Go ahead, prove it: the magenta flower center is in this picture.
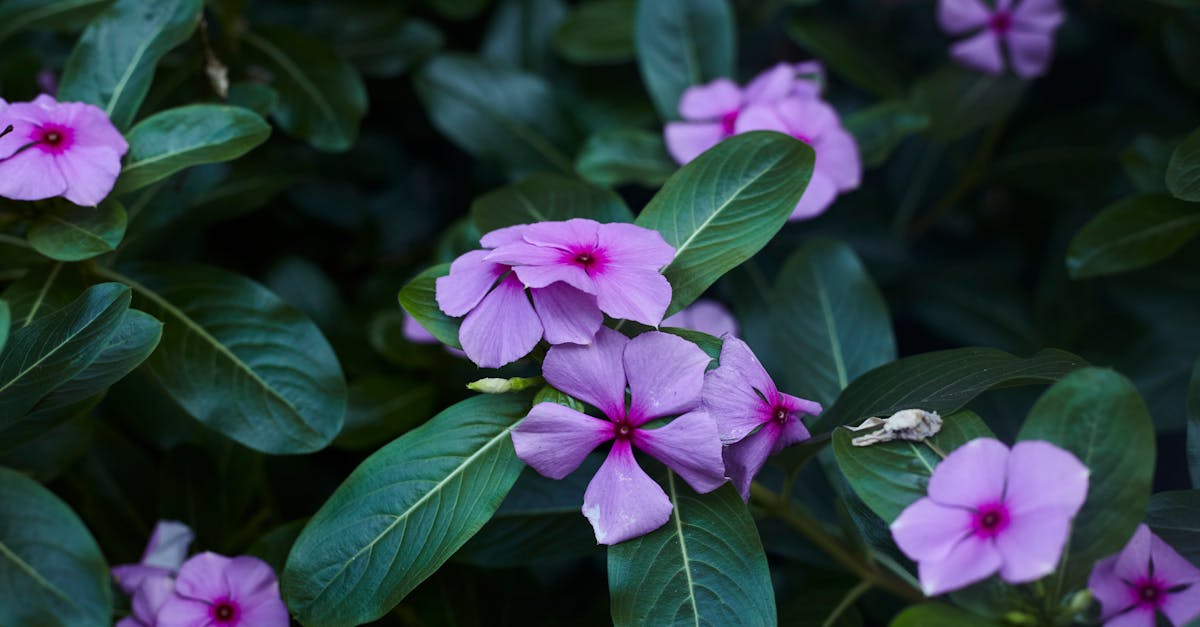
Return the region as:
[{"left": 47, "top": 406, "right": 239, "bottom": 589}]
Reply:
[
  {"left": 1130, "top": 577, "right": 1167, "bottom": 610},
  {"left": 720, "top": 109, "right": 739, "bottom": 136},
  {"left": 971, "top": 503, "right": 1010, "bottom": 538},
  {"left": 34, "top": 124, "right": 73, "bottom": 154},
  {"left": 210, "top": 598, "right": 240, "bottom": 624},
  {"left": 564, "top": 246, "right": 607, "bottom": 275},
  {"left": 988, "top": 11, "right": 1013, "bottom": 34},
  {"left": 613, "top": 419, "right": 634, "bottom": 440},
  {"left": 771, "top": 405, "right": 790, "bottom": 425}
]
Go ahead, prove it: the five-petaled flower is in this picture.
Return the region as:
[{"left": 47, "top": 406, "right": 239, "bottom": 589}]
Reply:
[
  {"left": 890, "top": 438, "right": 1088, "bottom": 596},
  {"left": 702, "top": 336, "right": 821, "bottom": 500},
  {"left": 157, "top": 552, "right": 289, "bottom": 627},
  {"left": 938, "top": 0, "right": 1065, "bottom": 78},
  {"left": 0, "top": 94, "right": 128, "bottom": 206},
  {"left": 511, "top": 327, "right": 725, "bottom": 544},
  {"left": 1089, "top": 524, "right": 1200, "bottom": 627}
]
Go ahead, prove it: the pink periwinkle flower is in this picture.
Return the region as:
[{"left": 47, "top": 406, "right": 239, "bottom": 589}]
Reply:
[
  {"left": 702, "top": 337, "right": 821, "bottom": 500},
  {"left": 117, "top": 576, "right": 176, "bottom": 627},
  {"left": 157, "top": 552, "right": 289, "bottom": 627},
  {"left": 0, "top": 94, "right": 128, "bottom": 206},
  {"left": 1089, "top": 524, "right": 1200, "bottom": 627},
  {"left": 436, "top": 219, "right": 675, "bottom": 368},
  {"left": 511, "top": 327, "right": 725, "bottom": 545},
  {"left": 662, "top": 298, "right": 739, "bottom": 338},
  {"left": 890, "top": 438, "right": 1089, "bottom": 596},
  {"left": 112, "top": 520, "right": 195, "bottom": 595},
  {"left": 938, "top": 0, "right": 1065, "bottom": 78}
]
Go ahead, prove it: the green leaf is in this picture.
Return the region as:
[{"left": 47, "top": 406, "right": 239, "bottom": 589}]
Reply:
[
  {"left": 115, "top": 104, "right": 271, "bottom": 194},
  {"left": 398, "top": 263, "right": 462, "bottom": 349},
  {"left": 334, "top": 375, "right": 436, "bottom": 451},
  {"left": 554, "top": 0, "right": 636, "bottom": 65},
  {"left": 1189, "top": 356, "right": 1199, "bottom": 487},
  {"left": 1167, "top": 126, "right": 1200, "bottom": 201},
  {"left": 771, "top": 239, "right": 895, "bottom": 407},
  {"left": 0, "top": 265, "right": 89, "bottom": 326},
  {"left": 415, "top": 54, "right": 577, "bottom": 178},
  {"left": 426, "top": 0, "right": 489, "bottom": 20},
  {"left": 1146, "top": 490, "right": 1200, "bottom": 563},
  {"left": 1018, "top": 368, "right": 1155, "bottom": 583},
  {"left": 470, "top": 173, "right": 634, "bottom": 234},
  {"left": 787, "top": 18, "right": 905, "bottom": 98},
  {"left": 333, "top": 11, "right": 443, "bottom": 78},
  {"left": 241, "top": 27, "right": 368, "bottom": 152},
  {"left": 1066, "top": 194, "right": 1200, "bottom": 278},
  {"left": 810, "top": 347, "right": 1088, "bottom": 434},
  {"left": 844, "top": 100, "right": 930, "bottom": 168},
  {"left": 835, "top": 411, "right": 992, "bottom": 524},
  {"left": 575, "top": 127, "right": 677, "bottom": 188},
  {"left": 108, "top": 264, "right": 346, "bottom": 454},
  {"left": 634, "top": 0, "right": 734, "bottom": 120},
  {"left": 0, "top": 0, "right": 111, "bottom": 46},
  {"left": 609, "top": 480, "right": 776, "bottom": 626},
  {"left": 58, "top": 0, "right": 203, "bottom": 129},
  {"left": 1122, "top": 134, "right": 1176, "bottom": 193},
  {"left": 0, "top": 300, "right": 8, "bottom": 355},
  {"left": 1164, "top": 20, "right": 1200, "bottom": 92},
  {"left": 0, "top": 282, "right": 130, "bottom": 424},
  {"left": 227, "top": 82, "right": 279, "bottom": 117},
  {"left": 27, "top": 201, "right": 126, "bottom": 262},
  {"left": 248, "top": 519, "right": 307, "bottom": 574},
  {"left": 636, "top": 131, "right": 815, "bottom": 316},
  {"left": 482, "top": 0, "right": 566, "bottom": 74},
  {"left": 910, "top": 66, "right": 1025, "bottom": 142},
  {"left": 0, "top": 466, "right": 112, "bottom": 627},
  {"left": 890, "top": 604, "right": 1001, "bottom": 627},
  {"left": 282, "top": 394, "right": 532, "bottom": 626}
]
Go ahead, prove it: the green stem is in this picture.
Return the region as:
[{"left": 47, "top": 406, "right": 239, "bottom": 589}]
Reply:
[
  {"left": 923, "top": 440, "right": 947, "bottom": 459},
  {"left": 821, "top": 579, "right": 873, "bottom": 627}
]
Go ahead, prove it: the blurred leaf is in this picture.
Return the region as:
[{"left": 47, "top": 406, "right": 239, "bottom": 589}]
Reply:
[
  {"left": 1066, "top": 194, "right": 1200, "bottom": 278},
  {"left": 0, "top": 414, "right": 94, "bottom": 482},
  {"left": 27, "top": 201, "right": 126, "bottom": 262},
  {"left": 1122, "top": 134, "right": 1176, "bottom": 192},
  {"left": 554, "top": 0, "right": 636, "bottom": 65},
  {"left": 1018, "top": 368, "right": 1155, "bottom": 584},
  {"left": 282, "top": 393, "right": 532, "bottom": 626},
  {"left": 0, "top": 300, "right": 8, "bottom": 355},
  {"left": 58, "top": 0, "right": 202, "bottom": 129},
  {"left": 248, "top": 519, "right": 307, "bottom": 574},
  {"left": 332, "top": 10, "right": 443, "bottom": 78},
  {"left": 470, "top": 173, "right": 633, "bottom": 233},
  {"left": 1190, "top": 356, "right": 1200, "bottom": 487},
  {"left": 0, "top": 466, "right": 112, "bottom": 627},
  {"left": 416, "top": 54, "right": 577, "bottom": 178},
  {"left": 241, "top": 27, "right": 368, "bottom": 152},
  {"left": 0, "top": 282, "right": 129, "bottom": 424},
  {"left": 890, "top": 604, "right": 1001, "bottom": 627},
  {"left": 635, "top": 0, "right": 734, "bottom": 120},
  {"left": 264, "top": 256, "right": 344, "bottom": 331},
  {"left": 482, "top": 0, "right": 566, "bottom": 73},
  {"left": 637, "top": 131, "right": 815, "bottom": 316},
  {"left": 111, "top": 264, "right": 346, "bottom": 454},
  {"left": 1168, "top": 126, "right": 1200, "bottom": 201},
  {"left": 0, "top": 0, "right": 112, "bottom": 45},
  {"left": 844, "top": 101, "right": 930, "bottom": 168},
  {"left": 227, "top": 82, "right": 278, "bottom": 116},
  {"left": 426, "top": 0, "right": 489, "bottom": 20},
  {"left": 115, "top": 104, "right": 271, "bottom": 194},
  {"left": 398, "top": 263, "right": 462, "bottom": 349},
  {"left": 1146, "top": 490, "right": 1200, "bottom": 563},
  {"left": 834, "top": 411, "right": 993, "bottom": 523},
  {"left": 811, "top": 347, "right": 1088, "bottom": 434},
  {"left": 609, "top": 481, "right": 776, "bottom": 626},
  {"left": 910, "top": 66, "right": 1025, "bottom": 142},
  {"left": 1164, "top": 20, "right": 1200, "bottom": 92},
  {"left": 574, "top": 127, "right": 676, "bottom": 187},
  {"left": 334, "top": 375, "right": 436, "bottom": 451},
  {"left": 0, "top": 264, "right": 88, "bottom": 325},
  {"left": 788, "top": 17, "right": 905, "bottom": 98}
]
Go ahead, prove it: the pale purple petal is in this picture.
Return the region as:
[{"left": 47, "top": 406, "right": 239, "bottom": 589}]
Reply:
[
  {"left": 664, "top": 121, "right": 725, "bottom": 165},
  {"left": 593, "top": 266, "right": 672, "bottom": 326},
  {"left": 0, "top": 147, "right": 67, "bottom": 201},
  {"left": 116, "top": 618, "right": 142, "bottom": 627},
  {"left": 478, "top": 223, "right": 529, "bottom": 248},
  {"left": 790, "top": 170, "right": 838, "bottom": 221},
  {"left": 1162, "top": 583, "right": 1200, "bottom": 627},
  {"left": 131, "top": 575, "right": 176, "bottom": 624},
  {"left": 512, "top": 402, "right": 614, "bottom": 479},
  {"left": 435, "top": 250, "right": 505, "bottom": 317},
  {"left": 223, "top": 556, "right": 288, "bottom": 627},
  {"left": 519, "top": 218, "right": 601, "bottom": 249},
  {"left": 142, "top": 521, "right": 193, "bottom": 569},
  {"left": 778, "top": 393, "right": 823, "bottom": 421},
  {"left": 1150, "top": 531, "right": 1200, "bottom": 586},
  {"left": 995, "top": 507, "right": 1073, "bottom": 583},
  {"left": 1012, "top": 0, "right": 1064, "bottom": 32},
  {"left": 918, "top": 535, "right": 1004, "bottom": 596},
  {"left": 774, "top": 97, "right": 839, "bottom": 143},
  {"left": 112, "top": 564, "right": 172, "bottom": 596},
  {"left": 791, "top": 61, "right": 825, "bottom": 99},
  {"left": 635, "top": 409, "right": 724, "bottom": 493},
  {"left": 814, "top": 127, "right": 862, "bottom": 192},
  {"left": 542, "top": 326, "right": 628, "bottom": 419},
  {"left": 56, "top": 144, "right": 123, "bottom": 206},
  {"left": 703, "top": 336, "right": 776, "bottom": 443},
  {"left": 624, "top": 331, "right": 709, "bottom": 424},
  {"left": 156, "top": 597, "right": 212, "bottom": 627},
  {"left": 1088, "top": 555, "right": 1130, "bottom": 620},
  {"left": 938, "top": 0, "right": 992, "bottom": 34},
  {"left": 583, "top": 439, "right": 673, "bottom": 545},
  {"left": 678, "top": 78, "right": 741, "bottom": 120},
  {"left": 403, "top": 312, "right": 438, "bottom": 344},
  {"left": 1004, "top": 440, "right": 1088, "bottom": 516},
  {"left": 1102, "top": 610, "right": 1156, "bottom": 627},
  {"left": 662, "top": 299, "right": 739, "bottom": 338},
  {"left": 173, "top": 552, "right": 233, "bottom": 602},
  {"left": 57, "top": 100, "right": 127, "bottom": 155},
  {"left": 1114, "top": 524, "right": 1154, "bottom": 582},
  {"left": 742, "top": 63, "right": 796, "bottom": 105},
  {"left": 530, "top": 282, "right": 602, "bottom": 345},
  {"left": 926, "top": 438, "right": 1009, "bottom": 508},
  {"left": 722, "top": 422, "right": 779, "bottom": 501},
  {"left": 891, "top": 497, "right": 975, "bottom": 562},
  {"left": 771, "top": 413, "right": 812, "bottom": 453},
  {"left": 1006, "top": 29, "right": 1056, "bottom": 79},
  {"left": 951, "top": 30, "right": 1006, "bottom": 75},
  {"left": 459, "top": 275, "right": 543, "bottom": 368},
  {"left": 595, "top": 222, "right": 675, "bottom": 269},
  {"left": 487, "top": 241, "right": 596, "bottom": 293},
  {"left": 511, "top": 263, "right": 597, "bottom": 294},
  {"left": 733, "top": 103, "right": 790, "bottom": 135}
]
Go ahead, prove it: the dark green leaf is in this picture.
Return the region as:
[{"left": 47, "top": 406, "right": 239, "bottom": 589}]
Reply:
[
  {"left": 470, "top": 173, "right": 633, "bottom": 234},
  {"left": 398, "top": 263, "right": 462, "bottom": 349},
  {"left": 0, "top": 0, "right": 111, "bottom": 46},
  {"left": 0, "top": 466, "right": 112, "bottom": 626},
  {"left": 1167, "top": 126, "right": 1200, "bottom": 201},
  {"left": 1066, "top": 194, "right": 1200, "bottom": 278},
  {"left": 890, "top": 604, "right": 1001, "bottom": 627},
  {"left": 0, "top": 414, "right": 95, "bottom": 482},
  {"left": 426, "top": 0, "right": 489, "bottom": 20},
  {"left": 910, "top": 66, "right": 1025, "bottom": 142},
  {"left": 1122, "top": 134, "right": 1176, "bottom": 193},
  {"left": 554, "top": 0, "right": 636, "bottom": 65},
  {"left": 575, "top": 127, "right": 677, "bottom": 187},
  {"left": 227, "top": 82, "right": 279, "bottom": 116},
  {"left": 248, "top": 519, "right": 307, "bottom": 574},
  {"left": 0, "top": 300, "right": 8, "bottom": 355},
  {"left": 27, "top": 201, "right": 126, "bottom": 262},
  {"left": 634, "top": 0, "right": 734, "bottom": 120},
  {"left": 241, "top": 27, "right": 368, "bottom": 152},
  {"left": 1164, "top": 20, "right": 1200, "bottom": 92},
  {"left": 1189, "top": 356, "right": 1199, "bottom": 487},
  {"left": 415, "top": 54, "right": 577, "bottom": 178},
  {"left": 834, "top": 411, "right": 993, "bottom": 523},
  {"left": 333, "top": 11, "right": 443, "bottom": 78},
  {"left": 787, "top": 18, "right": 905, "bottom": 98},
  {"left": 0, "top": 264, "right": 88, "bottom": 326},
  {"left": 844, "top": 101, "right": 930, "bottom": 168},
  {"left": 282, "top": 394, "right": 531, "bottom": 626},
  {"left": 58, "top": 0, "right": 203, "bottom": 129},
  {"left": 115, "top": 104, "right": 271, "bottom": 193},
  {"left": 637, "top": 131, "right": 815, "bottom": 316},
  {"left": 811, "top": 347, "right": 1088, "bottom": 434},
  {"left": 1146, "top": 490, "right": 1200, "bottom": 563},
  {"left": 1018, "top": 368, "right": 1155, "bottom": 583},
  {"left": 334, "top": 375, "right": 436, "bottom": 451},
  {"left": 609, "top": 481, "right": 776, "bottom": 626},
  {"left": 109, "top": 264, "right": 346, "bottom": 454},
  {"left": 482, "top": 0, "right": 566, "bottom": 73}
]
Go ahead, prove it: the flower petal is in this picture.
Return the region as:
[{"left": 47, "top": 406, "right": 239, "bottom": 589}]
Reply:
[
  {"left": 141, "top": 520, "right": 194, "bottom": 570},
  {"left": 512, "top": 402, "right": 615, "bottom": 479},
  {"left": 742, "top": 63, "right": 797, "bottom": 104},
  {"left": 459, "top": 274, "right": 543, "bottom": 368},
  {"left": 595, "top": 222, "right": 675, "bottom": 269},
  {"left": 1101, "top": 609, "right": 1157, "bottom": 627},
  {"left": 593, "top": 266, "right": 672, "bottom": 326},
  {"left": 56, "top": 144, "right": 123, "bottom": 206},
  {"left": 951, "top": 30, "right": 1006, "bottom": 75},
  {"left": 155, "top": 597, "right": 213, "bottom": 627},
  {"left": 1004, "top": 440, "right": 1088, "bottom": 516},
  {"left": 662, "top": 299, "right": 739, "bottom": 338},
  {"left": 703, "top": 336, "right": 776, "bottom": 443},
  {"left": 774, "top": 97, "right": 839, "bottom": 143},
  {"left": 995, "top": 507, "right": 1073, "bottom": 583},
  {"left": 814, "top": 127, "right": 862, "bottom": 192},
  {"left": 733, "top": 103, "right": 790, "bottom": 135},
  {"left": 1088, "top": 555, "right": 1132, "bottom": 620},
  {"left": 891, "top": 497, "right": 975, "bottom": 563},
  {"left": 57, "top": 100, "right": 127, "bottom": 155},
  {"left": 582, "top": 439, "right": 673, "bottom": 545},
  {"left": 435, "top": 250, "right": 505, "bottom": 317},
  {"left": 1114, "top": 524, "right": 1154, "bottom": 583},
  {"left": 0, "top": 147, "right": 67, "bottom": 201},
  {"left": 1006, "top": 29, "right": 1056, "bottom": 79},
  {"left": 938, "top": 0, "right": 992, "bottom": 34},
  {"left": 530, "top": 282, "right": 603, "bottom": 345},
  {"left": 624, "top": 331, "right": 709, "bottom": 424},
  {"left": 1150, "top": 531, "right": 1200, "bottom": 586},
  {"left": 771, "top": 413, "right": 812, "bottom": 454},
  {"left": 519, "top": 218, "right": 601, "bottom": 250},
  {"left": 1012, "top": 0, "right": 1064, "bottom": 33},
  {"left": 918, "top": 535, "right": 1004, "bottom": 596},
  {"left": 223, "top": 556, "right": 289, "bottom": 626},
  {"left": 131, "top": 576, "right": 176, "bottom": 624},
  {"left": 174, "top": 552, "right": 233, "bottom": 602},
  {"left": 479, "top": 223, "right": 530, "bottom": 248},
  {"left": 542, "top": 326, "right": 628, "bottom": 419},
  {"left": 1162, "top": 581, "right": 1200, "bottom": 627},
  {"left": 678, "top": 78, "right": 741, "bottom": 120},
  {"left": 722, "top": 422, "right": 779, "bottom": 501},
  {"left": 790, "top": 170, "right": 838, "bottom": 221},
  {"left": 927, "top": 437, "right": 1009, "bottom": 508},
  {"left": 635, "top": 409, "right": 725, "bottom": 493},
  {"left": 111, "top": 564, "right": 173, "bottom": 596},
  {"left": 664, "top": 121, "right": 726, "bottom": 164}
]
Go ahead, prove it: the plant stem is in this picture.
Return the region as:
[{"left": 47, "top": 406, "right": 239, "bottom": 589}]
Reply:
[
  {"left": 821, "top": 579, "right": 872, "bottom": 627},
  {"left": 923, "top": 440, "right": 948, "bottom": 459}
]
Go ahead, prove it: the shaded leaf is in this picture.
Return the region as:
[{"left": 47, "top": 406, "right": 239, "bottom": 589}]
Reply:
[
  {"left": 1167, "top": 126, "right": 1200, "bottom": 201},
  {"left": 788, "top": 17, "right": 905, "bottom": 98},
  {"left": 1066, "top": 194, "right": 1200, "bottom": 278},
  {"left": 334, "top": 375, "right": 436, "bottom": 451},
  {"left": 0, "top": 0, "right": 111, "bottom": 46},
  {"left": 1190, "top": 356, "right": 1199, "bottom": 487},
  {"left": 470, "top": 173, "right": 633, "bottom": 234},
  {"left": 554, "top": 0, "right": 636, "bottom": 65},
  {"left": 575, "top": 127, "right": 676, "bottom": 188},
  {"left": 890, "top": 604, "right": 1001, "bottom": 627},
  {"left": 482, "top": 0, "right": 566, "bottom": 73},
  {"left": 910, "top": 66, "right": 1025, "bottom": 142},
  {"left": 844, "top": 100, "right": 930, "bottom": 168},
  {"left": 27, "top": 201, "right": 126, "bottom": 262},
  {"left": 634, "top": 0, "right": 734, "bottom": 120},
  {"left": 398, "top": 263, "right": 461, "bottom": 349},
  {"left": 1146, "top": 489, "right": 1200, "bottom": 563},
  {"left": 0, "top": 300, "right": 8, "bottom": 355}
]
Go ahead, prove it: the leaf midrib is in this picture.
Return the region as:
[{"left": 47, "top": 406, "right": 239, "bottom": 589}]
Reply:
[
  {"left": 0, "top": 538, "right": 85, "bottom": 613},
  {"left": 666, "top": 472, "right": 701, "bottom": 627},
  {"left": 124, "top": 131, "right": 255, "bottom": 177},
  {"left": 1074, "top": 212, "right": 1200, "bottom": 270},
  {"left": 810, "top": 260, "right": 848, "bottom": 390}
]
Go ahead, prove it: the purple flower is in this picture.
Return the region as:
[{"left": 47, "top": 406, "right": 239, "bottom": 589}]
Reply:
[
  {"left": 890, "top": 438, "right": 1089, "bottom": 596},
  {"left": 511, "top": 327, "right": 725, "bottom": 545},
  {"left": 402, "top": 311, "right": 466, "bottom": 358},
  {"left": 662, "top": 298, "right": 739, "bottom": 338},
  {"left": 112, "top": 520, "right": 195, "bottom": 595},
  {"left": 116, "top": 576, "right": 175, "bottom": 627},
  {"left": 702, "top": 337, "right": 821, "bottom": 500},
  {"left": 1089, "top": 524, "right": 1200, "bottom": 627},
  {"left": 157, "top": 552, "right": 289, "bottom": 627},
  {"left": 938, "top": 0, "right": 1065, "bottom": 78},
  {"left": 436, "top": 220, "right": 675, "bottom": 368},
  {"left": 0, "top": 94, "right": 128, "bottom": 206}
]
